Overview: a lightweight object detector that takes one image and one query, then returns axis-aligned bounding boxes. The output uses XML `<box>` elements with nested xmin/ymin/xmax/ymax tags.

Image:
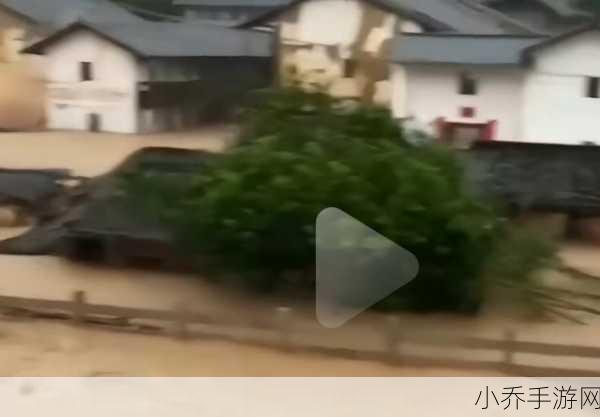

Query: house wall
<box><xmin>399</xmin><ymin>64</ymin><xmax>525</xmax><ymax>141</ymax></box>
<box><xmin>44</xmin><ymin>30</ymin><xmax>143</xmax><ymax>133</ymax></box>
<box><xmin>523</xmin><ymin>31</ymin><xmax>600</xmax><ymax>145</ymax></box>
<box><xmin>269</xmin><ymin>0</ymin><xmax>422</xmax><ymax>104</ymax></box>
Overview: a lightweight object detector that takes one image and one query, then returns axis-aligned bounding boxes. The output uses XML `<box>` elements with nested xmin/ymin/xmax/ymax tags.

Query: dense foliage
<box><xmin>132</xmin><ymin>89</ymin><xmax>538</xmax><ymax>313</ymax></box>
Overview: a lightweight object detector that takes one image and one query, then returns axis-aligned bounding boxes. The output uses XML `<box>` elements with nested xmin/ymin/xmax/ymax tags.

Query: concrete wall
<box><xmin>44</xmin><ymin>30</ymin><xmax>142</xmax><ymax>133</ymax></box>
<box><xmin>399</xmin><ymin>64</ymin><xmax>525</xmax><ymax>141</ymax></box>
<box><xmin>523</xmin><ymin>31</ymin><xmax>600</xmax><ymax>145</ymax></box>
<box><xmin>270</xmin><ymin>0</ymin><xmax>422</xmax><ymax>104</ymax></box>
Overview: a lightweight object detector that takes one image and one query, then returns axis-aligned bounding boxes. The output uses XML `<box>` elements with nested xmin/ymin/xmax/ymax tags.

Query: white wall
<box><xmin>398</xmin><ymin>64</ymin><xmax>525</xmax><ymax>141</ymax></box>
<box><xmin>44</xmin><ymin>30</ymin><xmax>143</xmax><ymax>133</ymax></box>
<box><xmin>523</xmin><ymin>31</ymin><xmax>600</xmax><ymax>144</ymax></box>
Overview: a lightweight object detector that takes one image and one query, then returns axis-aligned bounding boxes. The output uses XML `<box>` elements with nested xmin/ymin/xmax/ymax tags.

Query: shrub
<box><xmin>146</xmin><ymin>89</ymin><xmax>511</xmax><ymax>313</ymax></box>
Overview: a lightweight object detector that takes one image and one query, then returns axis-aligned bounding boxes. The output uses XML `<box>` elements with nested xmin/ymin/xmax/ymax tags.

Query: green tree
<box><xmin>127</xmin><ymin>88</ymin><xmax>557</xmax><ymax>314</ymax></box>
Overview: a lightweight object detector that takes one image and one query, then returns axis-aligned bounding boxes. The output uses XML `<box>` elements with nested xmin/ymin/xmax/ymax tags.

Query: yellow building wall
<box><xmin>272</xmin><ymin>0</ymin><xmax>422</xmax><ymax>105</ymax></box>
<box><xmin>0</xmin><ymin>10</ymin><xmax>45</xmax><ymax>129</ymax></box>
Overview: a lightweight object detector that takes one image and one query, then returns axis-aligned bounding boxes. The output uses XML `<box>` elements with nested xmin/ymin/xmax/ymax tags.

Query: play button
<box><xmin>315</xmin><ymin>207</ymin><xmax>419</xmax><ymax>328</ymax></box>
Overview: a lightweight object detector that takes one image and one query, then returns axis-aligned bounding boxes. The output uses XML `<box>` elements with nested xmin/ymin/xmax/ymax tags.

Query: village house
<box><xmin>390</xmin><ymin>25</ymin><xmax>600</xmax><ymax>146</ymax></box>
<box><xmin>240</xmin><ymin>0</ymin><xmax>532</xmax><ymax>107</ymax></box>
<box><xmin>23</xmin><ymin>20</ymin><xmax>273</xmax><ymax>134</ymax></box>
<box><xmin>0</xmin><ymin>0</ymin><xmax>141</xmax><ymax>130</ymax></box>
<box><xmin>0</xmin><ymin>0</ymin><xmax>141</xmax><ymax>61</ymax></box>
<box><xmin>174</xmin><ymin>0</ymin><xmax>291</xmax><ymax>23</ymax></box>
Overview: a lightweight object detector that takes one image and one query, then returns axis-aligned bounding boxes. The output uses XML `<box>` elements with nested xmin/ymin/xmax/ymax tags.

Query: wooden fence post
<box><xmin>173</xmin><ymin>303</ymin><xmax>190</xmax><ymax>340</ymax></box>
<box><xmin>384</xmin><ymin>315</ymin><xmax>401</xmax><ymax>361</ymax></box>
<box><xmin>71</xmin><ymin>290</ymin><xmax>87</xmax><ymax>324</ymax></box>
<box><xmin>275</xmin><ymin>306</ymin><xmax>293</xmax><ymax>348</ymax></box>
<box><xmin>503</xmin><ymin>329</ymin><xmax>516</xmax><ymax>370</ymax></box>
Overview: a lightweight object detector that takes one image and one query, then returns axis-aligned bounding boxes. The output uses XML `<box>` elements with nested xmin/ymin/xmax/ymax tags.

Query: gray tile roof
<box><xmin>240</xmin><ymin>0</ymin><xmax>532</xmax><ymax>34</ymax></box>
<box><xmin>0</xmin><ymin>171</ymin><xmax>64</xmax><ymax>205</ymax></box>
<box><xmin>25</xmin><ymin>20</ymin><xmax>274</xmax><ymax>57</ymax></box>
<box><xmin>384</xmin><ymin>0</ymin><xmax>533</xmax><ymax>34</ymax></box>
<box><xmin>481</xmin><ymin>0</ymin><xmax>592</xmax><ymax>18</ymax></box>
<box><xmin>0</xmin><ymin>0</ymin><xmax>141</xmax><ymax>28</ymax></box>
<box><xmin>174</xmin><ymin>0</ymin><xmax>290</xmax><ymax>5</ymax></box>
<box><xmin>391</xmin><ymin>33</ymin><xmax>544</xmax><ymax>65</ymax></box>
<box><xmin>536</xmin><ymin>0</ymin><xmax>591</xmax><ymax>17</ymax></box>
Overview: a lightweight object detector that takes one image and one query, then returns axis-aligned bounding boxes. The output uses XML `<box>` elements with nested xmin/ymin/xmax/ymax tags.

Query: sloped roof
<box><xmin>519</xmin><ymin>22</ymin><xmax>600</xmax><ymax>57</ymax></box>
<box><xmin>537</xmin><ymin>0</ymin><xmax>592</xmax><ymax>17</ymax></box>
<box><xmin>24</xmin><ymin>20</ymin><xmax>273</xmax><ymax>57</ymax></box>
<box><xmin>391</xmin><ymin>33</ymin><xmax>544</xmax><ymax>65</ymax></box>
<box><xmin>384</xmin><ymin>0</ymin><xmax>533</xmax><ymax>34</ymax></box>
<box><xmin>174</xmin><ymin>0</ymin><xmax>290</xmax><ymax>5</ymax></box>
<box><xmin>482</xmin><ymin>0</ymin><xmax>592</xmax><ymax>18</ymax></box>
<box><xmin>69</xmin><ymin>147</ymin><xmax>218</xmax><ymax>239</ymax></box>
<box><xmin>239</xmin><ymin>0</ymin><xmax>533</xmax><ymax>34</ymax></box>
<box><xmin>0</xmin><ymin>171</ymin><xmax>65</xmax><ymax>205</ymax></box>
<box><xmin>0</xmin><ymin>0</ymin><xmax>141</xmax><ymax>28</ymax></box>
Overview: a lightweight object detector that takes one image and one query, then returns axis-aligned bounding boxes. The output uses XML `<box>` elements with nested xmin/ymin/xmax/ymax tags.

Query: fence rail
<box><xmin>1</xmin><ymin>291</ymin><xmax>600</xmax><ymax>376</ymax></box>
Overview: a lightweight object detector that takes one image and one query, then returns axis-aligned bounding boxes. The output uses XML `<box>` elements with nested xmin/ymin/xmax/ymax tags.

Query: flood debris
<box><xmin>0</xmin><ymin>168</ymin><xmax>71</xmax><ymax>210</ymax></box>
<box><xmin>0</xmin><ymin>147</ymin><xmax>215</xmax><ymax>268</ymax></box>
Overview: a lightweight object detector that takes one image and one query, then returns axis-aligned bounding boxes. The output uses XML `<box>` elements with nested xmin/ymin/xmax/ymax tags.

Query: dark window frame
<box><xmin>343</xmin><ymin>59</ymin><xmax>357</xmax><ymax>78</ymax></box>
<box><xmin>459</xmin><ymin>72</ymin><xmax>477</xmax><ymax>96</ymax></box>
<box><xmin>80</xmin><ymin>61</ymin><xmax>93</xmax><ymax>82</ymax></box>
<box><xmin>586</xmin><ymin>76</ymin><xmax>600</xmax><ymax>98</ymax></box>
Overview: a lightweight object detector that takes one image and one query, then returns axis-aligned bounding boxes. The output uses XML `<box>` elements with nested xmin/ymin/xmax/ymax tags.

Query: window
<box><xmin>586</xmin><ymin>76</ymin><xmax>600</xmax><ymax>98</ymax></box>
<box><xmin>461</xmin><ymin>106</ymin><xmax>476</xmax><ymax>118</ymax></box>
<box><xmin>80</xmin><ymin>62</ymin><xmax>93</xmax><ymax>81</ymax></box>
<box><xmin>138</xmin><ymin>83</ymin><xmax>151</xmax><ymax>109</ymax></box>
<box><xmin>87</xmin><ymin>113</ymin><xmax>101</xmax><ymax>132</ymax></box>
<box><xmin>459</xmin><ymin>72</ymin><xmax>477</xmax><ymax>95</ymax></box>
<box><xmin>343</xmin><ymin>59</ymin><xmax>357</xmax><ymax>78</ymax></box>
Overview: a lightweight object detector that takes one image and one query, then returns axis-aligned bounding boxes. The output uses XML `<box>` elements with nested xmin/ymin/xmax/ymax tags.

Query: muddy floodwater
<box><xmin>0</xmin><ymin>245</ymin><xmax>598</xmax><ymax>376</ymax></box>
<box><xmin>0</xmin><ymin>129</ymin><xmax>233</xmax><ymax>177</ymax></box>
<box><xmin>0</xmin><ymin>130</ymin><xmax>600</xmax><ymax>375</ymax></box>
<box><xmin>0</xmin><ymin>319</ymin><xmax>503</xmax><ymax>376</ymax></box>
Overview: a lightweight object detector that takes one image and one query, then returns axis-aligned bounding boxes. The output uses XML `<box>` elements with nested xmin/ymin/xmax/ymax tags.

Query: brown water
<box><xmin>0</xmin><ymin>130</ymin><xmax>599</xmax><ymax>375</ymax></box>
<box><xmin>0</xmin><ymin>246</ymin><xmax>598</xmax><ymax>376</ymax></box>
<box><xmin>0</xmin><ymin>319</ymin><xmax>502</xmax><ymax>376</ymax></box>
<box><xmin>0</xmin><ymin>128</ymin><xmax>233</xmax><ymax>177</ymax></box>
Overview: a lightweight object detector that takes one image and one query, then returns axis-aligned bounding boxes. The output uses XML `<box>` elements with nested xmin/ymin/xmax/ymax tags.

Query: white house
<box><xmin>0</xmin><ymin>0</ymin><xmax>141</xmax><ymax>130</ymax></box>
<box><xmin>240</xmin><ymin>0</ymin><xmax>531</xmax><ymax>105</ymax></box>
<box><xmin>391</xmin><ymin>26</ymin><xmax>600</xmax><ymax>146</ymax></box>
<box><xmin>23</xmin><ymin>20</ymin><xmax>273</xmax><ymax>133</ymax></box>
